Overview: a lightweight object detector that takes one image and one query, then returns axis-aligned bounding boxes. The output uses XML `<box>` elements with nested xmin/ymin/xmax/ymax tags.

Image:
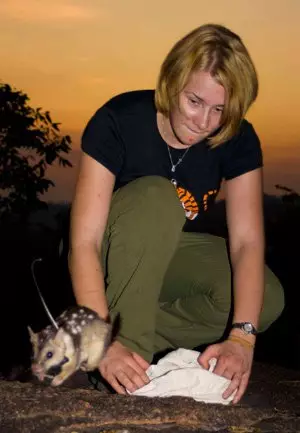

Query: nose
<box><xmin>32</xmin><ymin>363</ymin><xmax>43</xmax><ymax>374</ymax></box>
<box><xmin>31</xmin><ymin>363</ymin><xmax>45</xmax><ymax>381</ymax></box>
<box><xmin>197</xmin><ymin>107</ymin><xmax>210</xmax><ymax>130</ymax></box>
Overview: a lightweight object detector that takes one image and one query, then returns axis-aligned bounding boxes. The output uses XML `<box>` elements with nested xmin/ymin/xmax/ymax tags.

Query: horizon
<box><xmin>43</xmin><ymin>144</ymin><xmax>300</xmax><ymax>204</ymax></box>
<box><xmin>1</xmin><ymin>0</ymin><xmax>300</xmax><ymax>202</ymax></box>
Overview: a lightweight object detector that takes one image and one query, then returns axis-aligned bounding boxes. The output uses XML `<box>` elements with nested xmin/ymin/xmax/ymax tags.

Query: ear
<box><xmin>28</xmin><ymin>326</ymin><xmax>38</xmax><ymax>345</ymax></box>
<box><xmin>28</xmin><ymin>326</ymin><xmax>39</xmax><ymax>357</ymax></box>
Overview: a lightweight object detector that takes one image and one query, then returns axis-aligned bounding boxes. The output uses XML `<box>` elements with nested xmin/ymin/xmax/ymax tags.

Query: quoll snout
<box><xmin>31</xmin><ymin>363</ymin><xmax>46</xmax><ymax>381</ymax></box>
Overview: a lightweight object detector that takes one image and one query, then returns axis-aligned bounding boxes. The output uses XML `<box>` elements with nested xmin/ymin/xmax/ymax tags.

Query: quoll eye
<box><xmin>63</xmin><ymin>356</ymin><xmax>69</xmax><ymax>364</ymax></box>
<box><xmin>46</xmin><ymin>351</ymin><xmax>53</xmax><ymax>359</ymax></box>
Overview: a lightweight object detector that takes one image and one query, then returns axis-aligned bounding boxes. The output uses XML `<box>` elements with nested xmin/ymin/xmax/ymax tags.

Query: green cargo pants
<box><xmin>101</xmin><ymin>176</ymin><xmax>285</xmax><ymax>362</ymax></box>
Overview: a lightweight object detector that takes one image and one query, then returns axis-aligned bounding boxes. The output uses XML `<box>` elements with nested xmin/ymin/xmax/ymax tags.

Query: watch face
<box><xmin>243</xmin><ymin>323</ymin><xmax>253</xmax><ymax>333</ymax></box>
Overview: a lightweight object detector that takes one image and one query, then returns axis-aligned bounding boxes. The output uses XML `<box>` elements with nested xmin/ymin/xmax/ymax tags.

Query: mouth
<box><xmin>32</xmin><ymin>364</ymin><xmax>54</xmax><ymax>382</ymax></box>
<box><xmin>40</xmin><ymin>372</ymin><xmax>56</xmax><ymax>386</ymax></box>
<box><xmin>34</xmin><ymin>371</ymin><xmax>52</xmax><ymax>382</ymax></box>
<box><xmin>187</xmin><ymin>126</ymin><xmax>208</xmax><ymax>135</ymax></box>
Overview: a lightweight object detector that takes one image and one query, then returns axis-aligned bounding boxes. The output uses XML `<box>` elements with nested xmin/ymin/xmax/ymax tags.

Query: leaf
<box><xmin>45</xmin><ymin>111</ymin><xmax>52</xmax><ymax>124</ymax></box>
<box><xmin>65</xmin><ymin>134</ymin><xmax>72</xmax><ymax>144</ymax></box>
<box><xmin>59</xmin><ymin>158</ymin><xmax>72</xmax><ymax>168</ymax></box>
<box><xmin>52</xmin><ymin>122</ymin><xmax>60</xmax><ymax>132</ymax></box>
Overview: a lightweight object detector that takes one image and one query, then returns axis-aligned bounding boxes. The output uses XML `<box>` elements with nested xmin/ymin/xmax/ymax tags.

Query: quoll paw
<box><xmin>51</xmin><ymin>376</ymin><xmax>64</xmax><ymax>387</ymax></box>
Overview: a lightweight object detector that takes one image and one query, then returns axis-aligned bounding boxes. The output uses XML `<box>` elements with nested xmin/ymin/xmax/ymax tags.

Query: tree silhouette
<box><xmin>275</xmin><ymin>184</ymin><xmax>300</xmax><ymax>206</ymax></box>
<box><xmin>0</xmin><ymin>83</ymin><xmax>72</xmax><ymax>222</ymax></box>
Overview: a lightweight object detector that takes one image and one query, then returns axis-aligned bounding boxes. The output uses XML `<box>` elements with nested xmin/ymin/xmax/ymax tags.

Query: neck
<box><xmin>157</xmin><ymin>112</ymin><xmax>188</xmax><ymax>149</ymax></box>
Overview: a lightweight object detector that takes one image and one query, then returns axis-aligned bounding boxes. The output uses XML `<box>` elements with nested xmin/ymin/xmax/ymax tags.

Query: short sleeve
<box><xmin>221</xmin><ymin>121</ymin><xmax>263</xmax><ymax>181</ymax></box>
<box><xmin>81</xmin><ymin>105</ymin><xmax>125</xmax><ymax>175</ymax></box>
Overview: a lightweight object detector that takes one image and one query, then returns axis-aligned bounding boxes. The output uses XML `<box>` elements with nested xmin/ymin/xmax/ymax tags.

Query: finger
<box><xmin>99</xmin><ymin>364</ymin><xmax>127</xmax><ymax>395</ymax></box>
<box><xmin>220</xmin><ymin>368</ymin><xmax>235</xmax><ymax>381</ymax></box>
<box><xmin>107</xmin><ymin>375</ymin><xmax>127</xmax><ymax>395</ymax></box>
<box><xmin>116</xmin><ymin>369</ymin><xmax>143</xmax><ymax>393</ymax></box>
<box><xmin>222</xmin><ymin>374</ymin><xmax>242</xmax><ymax>400</ymax></box>
<box><xmin>212</xmin><ymin>358</ymin><xmax>229</xmax><ymax>377</ymax></box>
<box><xmin>198</xmin><ymin>346</ymin><xmax>219</xmax><ymax>369</ymax></box>
<box><xmin>233</xmin><ymin>373</ymin><xmax>250</xmax><ymax>404</ymax></box>
<box><xmin>132</xmin><ymin>352</ymin><xmax>150</xmax><ymax>370</ymax></box>
<box><xmin>213</xmin><ymin>355</ymin><xmax>243</xmax><ymax>377</ymax></box>
<box><xmin>126</xmin><ymin>356</ymin><xmax>150</xmax><ymax>385</ymax></box>
<box><xmin>124</xmin><ymin>367</ymin><xmax>149</xmax><ymax>389</ymax></box>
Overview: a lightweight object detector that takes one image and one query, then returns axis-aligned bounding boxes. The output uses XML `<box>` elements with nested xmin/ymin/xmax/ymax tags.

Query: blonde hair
<box><xmin>155</xmin><ymin>24</ymin><xmax>258</xmax><ymax>146</ymax></box>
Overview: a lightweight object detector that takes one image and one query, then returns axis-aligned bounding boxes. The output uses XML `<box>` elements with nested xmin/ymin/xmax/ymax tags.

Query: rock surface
<box><xmin>0</xmin><ymin>362</ymin><xmax>300</xmax><ymax>433</ymax></box>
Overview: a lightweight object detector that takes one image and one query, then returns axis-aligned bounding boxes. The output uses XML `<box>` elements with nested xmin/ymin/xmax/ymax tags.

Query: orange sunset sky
<box><xmin>1</xmin><ymin>0</ymin><xmax>299</xmax><ymax>202</ymax></box>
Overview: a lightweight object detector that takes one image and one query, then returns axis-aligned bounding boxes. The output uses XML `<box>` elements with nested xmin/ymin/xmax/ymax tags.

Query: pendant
<box><xmin>171</xmin><ymin>165</ymin><xmax>176</xmax><ymax>172</ymax></box>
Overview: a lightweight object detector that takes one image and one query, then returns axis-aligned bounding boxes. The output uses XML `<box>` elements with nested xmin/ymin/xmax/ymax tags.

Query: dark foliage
<box><xmin>0</xmin><ymin>82</ymin><xmax>72</xmax><ymax>222</ymax></box>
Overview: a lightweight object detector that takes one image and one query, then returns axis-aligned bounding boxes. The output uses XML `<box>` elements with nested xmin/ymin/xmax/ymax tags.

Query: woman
<box><xmin>69</xmin><ymin>24</ymin><xmax>284</xmax><ymax>403</ymax></box>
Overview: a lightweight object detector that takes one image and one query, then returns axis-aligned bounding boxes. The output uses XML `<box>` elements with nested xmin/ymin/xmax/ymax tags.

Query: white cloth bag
<box><xmin>130</xmin><ymin>348</ymin><xmax>236</xmax><ymax>405</ymax></box>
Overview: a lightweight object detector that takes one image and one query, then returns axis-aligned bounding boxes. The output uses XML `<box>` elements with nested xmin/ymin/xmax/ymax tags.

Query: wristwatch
<box><xmin>231</xmin><ymin>322</ymin><xmax>258</xmax><ymax>335</ymax></box>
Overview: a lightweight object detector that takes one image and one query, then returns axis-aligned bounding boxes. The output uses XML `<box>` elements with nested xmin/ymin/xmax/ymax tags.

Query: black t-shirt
<box><xmin>81</xmin><ymin>90</ymin><xmax>263</xmax><ymax>232</ymax></box>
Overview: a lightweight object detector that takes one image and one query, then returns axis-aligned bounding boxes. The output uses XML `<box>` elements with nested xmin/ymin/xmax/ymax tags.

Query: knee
<box><xmin>214</xmin><ymin>294</ymin><xmax>232</xmax><ymax>323</ymax></box>
<box><xmin>259</xmin><ymin>269</ymin><xmax>285</xmax><ymax>332</ymax></box>
<box><xmin>117</xmin><ymin>176</ymin><xmax>185</xmax><ymax>227</ymax></box>
<box><xmin>206</xmin><ymin>277</ymin><xmax>232</xmax><ymax>326</ymax></box>
<box><xmin>132</xmin><ymin>176</ymin><xmax>179</xmax><ymax>205</ymax></box>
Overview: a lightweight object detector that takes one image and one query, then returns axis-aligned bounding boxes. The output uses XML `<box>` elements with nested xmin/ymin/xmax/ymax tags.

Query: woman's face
<box><xmin>169</xmin><ymin>70</ymin><xmax>225</xmax><ymax>146</ymax></box>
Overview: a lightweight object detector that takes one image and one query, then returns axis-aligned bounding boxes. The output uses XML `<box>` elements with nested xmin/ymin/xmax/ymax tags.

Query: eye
<box><xmin>46</xmin><ymin>351</ymin><xmax>53</xmax><ymax>359</ymax></box>
<box><xmin>189</xmin><ymin>98</ymin><xmax>198</xmax><ymax>105</ymax></box>
<box><xmin>214</xmin><ymin>107</ymin><xmax>223</xmax><ymax>113</ymax></box>
<box><xmin>62</xmin><ymin>356</ymin><xmax>69</xmax><ymax>364</ymax></box>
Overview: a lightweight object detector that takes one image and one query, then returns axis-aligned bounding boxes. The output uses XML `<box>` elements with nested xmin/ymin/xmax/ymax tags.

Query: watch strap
<box><xmin>231</xmin><ymin>322</ymin><xmax>258</xmax><ymax>335</ymax></box>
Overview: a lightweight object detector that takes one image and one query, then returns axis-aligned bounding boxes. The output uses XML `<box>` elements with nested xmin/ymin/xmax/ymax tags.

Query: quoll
<box><xmin>28</xmin><ymin>306</ymin><xmax>113</xmax><ymax>386</ymax></box>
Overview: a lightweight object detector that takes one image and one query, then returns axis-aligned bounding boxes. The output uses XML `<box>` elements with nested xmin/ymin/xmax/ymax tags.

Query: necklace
<box><xmin>166</xmin><ymin>144</ymin><xmax>190</xmax><ymax>173</ymax></box>
<box><xmin>161</xmin><ymin>116</ymin><xmax>190</xmax><ymax>173</ymax></box>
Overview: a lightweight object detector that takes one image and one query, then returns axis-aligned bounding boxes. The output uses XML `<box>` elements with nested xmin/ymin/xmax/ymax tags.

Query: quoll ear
<box><xmin>28</xmin><ymin>326</ymin><xmax>39</xmax><ymax>357</ymax></box>
<box><xmin>28</xmin><ymin>326</ymin><xmax>38</xmax><ymax>345</ymax></box>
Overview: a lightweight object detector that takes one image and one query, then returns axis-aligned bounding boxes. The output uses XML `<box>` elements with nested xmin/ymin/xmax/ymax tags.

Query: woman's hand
<box><xmin>198</xmin><ymin>339</ymin><xmax>254</xmax><ymax>404</ymax></box>
<box><xmin>99</xmin><ymin>340</ymin><xmax>150</xmax><ymax>394</ymax></box>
